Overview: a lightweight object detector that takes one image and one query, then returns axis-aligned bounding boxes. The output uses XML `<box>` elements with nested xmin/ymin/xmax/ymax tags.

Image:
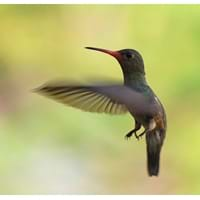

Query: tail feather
<box><xmin>146</xmin><ymin>130</ymin><xmax>165</xmax><ymax>176</ymax></box>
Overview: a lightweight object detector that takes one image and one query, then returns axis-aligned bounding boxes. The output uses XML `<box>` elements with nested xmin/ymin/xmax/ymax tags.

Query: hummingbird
<box><xmin>35</xmin><ymin>47</ymin><xmax>167</xmax><ymax>176</ymax></box>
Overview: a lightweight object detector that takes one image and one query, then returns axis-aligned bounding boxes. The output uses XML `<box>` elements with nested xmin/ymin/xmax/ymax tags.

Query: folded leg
<box><xmin>125</xmin><ymin>120</ymin><xmax>142</xmax><ymax>140</ymax></box>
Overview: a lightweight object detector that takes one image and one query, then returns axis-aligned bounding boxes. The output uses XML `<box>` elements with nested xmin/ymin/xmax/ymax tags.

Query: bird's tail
<box><xmin>145</xmin><ymin>129</ymin><xmax>165</xmax><ymax>176</ymax></box>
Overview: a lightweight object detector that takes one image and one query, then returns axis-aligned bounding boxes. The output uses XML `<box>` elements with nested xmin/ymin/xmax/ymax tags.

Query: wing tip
<box><xmin>32</xmin><ymin>84</ymin><xmax>48</xmax><ymax>94</ymax></box>
<box><xmin>32</xmin><ymin>87</ymin><xmax>40</xmax><ymax>93</ymax></box>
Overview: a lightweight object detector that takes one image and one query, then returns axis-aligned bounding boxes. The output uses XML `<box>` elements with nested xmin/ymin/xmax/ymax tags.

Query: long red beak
<box><xmin>85</xmin><ymin>47</ymin><xmax>121</xmax><ymax>60</ymax></box>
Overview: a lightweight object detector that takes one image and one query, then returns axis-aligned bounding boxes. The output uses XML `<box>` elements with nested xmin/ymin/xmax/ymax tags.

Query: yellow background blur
<box><xmin>0</xmin><ymin>5</ymin><xmax>200</xmax><ymax>194</ymax></box>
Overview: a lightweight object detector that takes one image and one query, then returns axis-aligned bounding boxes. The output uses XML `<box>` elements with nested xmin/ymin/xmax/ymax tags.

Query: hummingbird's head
<box><xmin>85</xmin><ymin>47</ymin><xmax>145</xmax><ymax>75</ymax></box>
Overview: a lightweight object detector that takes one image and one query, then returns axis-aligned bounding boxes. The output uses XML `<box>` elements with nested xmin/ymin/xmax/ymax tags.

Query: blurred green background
<box><xmin>0</xmin><ymin>4</ymin><xmax>200</xmax><ymax>194</ymax></box>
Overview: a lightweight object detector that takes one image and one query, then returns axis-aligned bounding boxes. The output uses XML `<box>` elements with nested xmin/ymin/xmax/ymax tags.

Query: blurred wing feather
<box><xmin>35</xmin><ymin>84</ymin><xmax>128</xmax><ymax>114</ymax></box>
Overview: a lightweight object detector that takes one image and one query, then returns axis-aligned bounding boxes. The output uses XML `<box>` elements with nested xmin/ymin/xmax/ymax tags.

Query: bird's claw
<box><xmin>124</xmin><ymin>134</ymin><xmax>132</xmax><ymax>140</ymax></box>
<box><xmin>124</xmin><ymin>128</ymin><xmax>146</xmax><ymax>141</ymax></box>
<box><xmin>125</xmin><ymin>131</ymin><xmax>140</xmax><ymax>141</ymax></box>
<box><xmin>134</xmin><ymin>133</ymin><xmax>140</xmax><ymax>140</ymax></box>
<box><xmin>137</xmin><ymin>132</ymin><xmax>146</xmax><ymax>140</ymax></box>
<box><xmin>124</xmin><ymin>132</ymin><xmax>145</xmax><ymax>141</ymax></box>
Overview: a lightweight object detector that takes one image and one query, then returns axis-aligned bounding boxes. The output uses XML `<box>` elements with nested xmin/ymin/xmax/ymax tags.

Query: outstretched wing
<box><xmin>35</xmin><ymin>83</ymin><xmax>128</xmax><ymax>114</ymax></box>
<box><xmin>35</xmin><ymin>82</ymin><xmax>156</xmax><ymax>115</ymax></box>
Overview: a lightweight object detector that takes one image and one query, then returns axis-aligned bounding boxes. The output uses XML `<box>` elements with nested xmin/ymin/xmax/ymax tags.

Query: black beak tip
<box><xmin>85</xmin><ymin>47</ymin><xmax>94</xmax><ymax>50</ymax></box>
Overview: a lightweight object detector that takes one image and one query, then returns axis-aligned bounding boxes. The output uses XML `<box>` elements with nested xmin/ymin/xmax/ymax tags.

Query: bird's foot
<box><xmin>125</xmin><ymin>131</ymin><xmax>139</xmax><ymax>141</ymax></box>
<box><xmin>124</xmin><ymin>132</ymin><xmax>133</xmax><ymax>140</ymax></box>
<box><xmin>134</xmin><ymin>132</ymin><xmax>140</xmax><ymax>140</ymax></box>
<box><xmin>137</xmin><ymin>131</ymin><xmax>146</xmax><ymax>139</ymax></box>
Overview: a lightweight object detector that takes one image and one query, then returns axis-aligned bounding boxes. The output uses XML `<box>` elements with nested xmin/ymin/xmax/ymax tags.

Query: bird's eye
<box><xmin>126</xmin><ymin>52</ymin><xmax>134</xmax><ymax>59</ymax></box>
